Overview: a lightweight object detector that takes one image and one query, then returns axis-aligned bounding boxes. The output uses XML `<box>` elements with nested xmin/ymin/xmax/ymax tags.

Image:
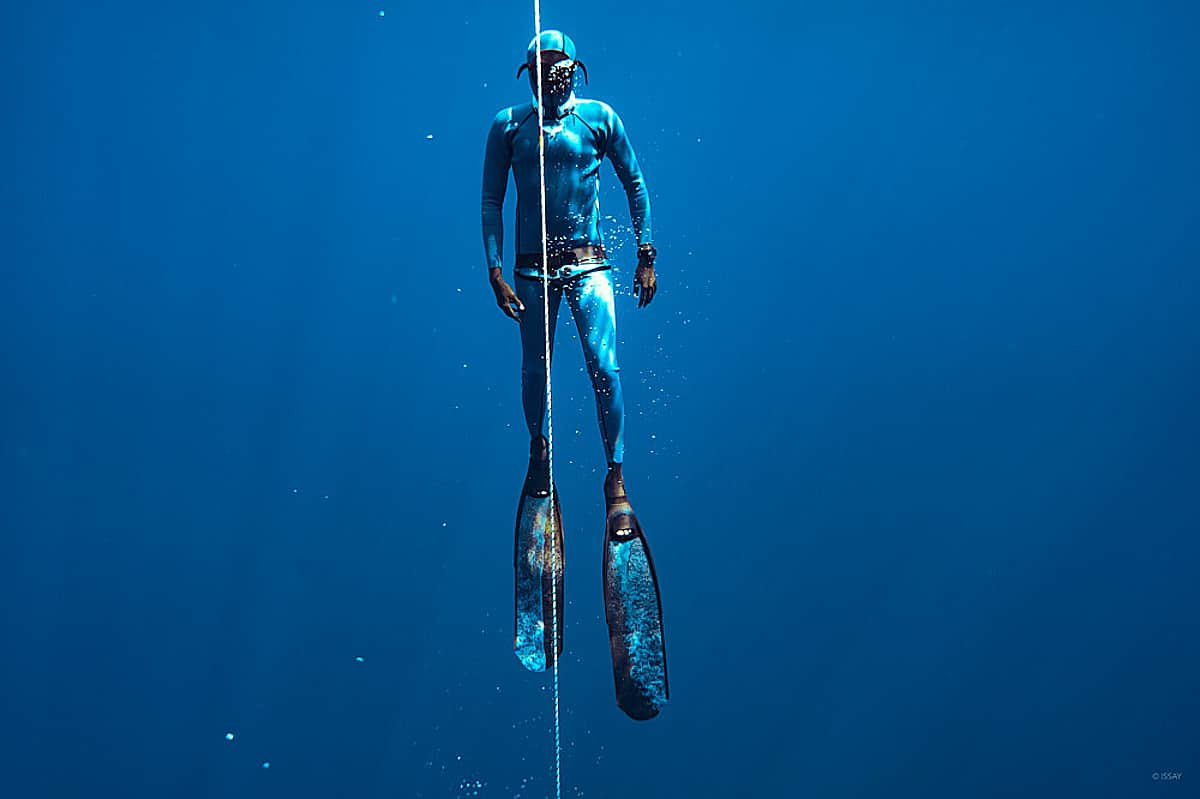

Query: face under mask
<box><xmin>516</xmin><ymin>46</ymin><xmax>589</xmax><ymax>106</ymax></box>
<box><xmin>534</xmin><ymin>58</ymin><xmax>576</xmax><ymax>101</ymax></box>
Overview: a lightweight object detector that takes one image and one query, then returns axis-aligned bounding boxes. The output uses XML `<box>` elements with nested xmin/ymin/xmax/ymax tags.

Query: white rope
<box><xmin>531</xmin><ymin>9</ymin><xmax>563</xmax><ymax>799</ymax></box>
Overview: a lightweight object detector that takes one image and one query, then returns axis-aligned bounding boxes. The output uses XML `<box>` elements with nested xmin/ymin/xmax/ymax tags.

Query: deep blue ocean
<box><xmin>4</xmin><ymin>1</ymin><xmax>1198</xmax><ymax>796</ymax></box>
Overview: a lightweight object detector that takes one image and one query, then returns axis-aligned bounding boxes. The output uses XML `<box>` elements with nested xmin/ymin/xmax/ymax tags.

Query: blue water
<box><xmin>4</xmin><ymin>1</ymin><xmax>1198</xmax><ymax>796</ymax></box>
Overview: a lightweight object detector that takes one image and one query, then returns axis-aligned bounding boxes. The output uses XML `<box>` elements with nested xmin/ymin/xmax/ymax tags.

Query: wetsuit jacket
<box><xmin>481</xmin><ymin>94</ymin><xmax>652</xmax><ymax>270</ymax></box>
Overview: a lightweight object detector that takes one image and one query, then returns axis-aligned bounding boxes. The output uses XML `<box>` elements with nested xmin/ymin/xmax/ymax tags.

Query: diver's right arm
<box><xmin>482</xmin><ymin>110</ymin><xmax>524</xmax><ymax>322</ymax></box>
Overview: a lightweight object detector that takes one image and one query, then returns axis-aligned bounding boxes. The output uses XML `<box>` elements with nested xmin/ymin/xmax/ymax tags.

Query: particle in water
<box><xmin>378</xmin><ymin>10</ymin><xmax>385</xmax><ymax>16</ymax></box>
<box><xmin>225</xmin><ymin>732</ymin><xmax>235</xmax><ymax>741</ymax></box>
<box><xmin>355</xmin><ymin>656</ymin><xmax>364</xmax><ymax>662</ymax></box>
<box><xmin>426</xmin><ymin>134</ymin><xmax>434</xmax><ymax>140</ymax></box>
<box><xmin>261</xmin><ymin>761</ymin><xmax>270</xmax><ymax>769</ymax></box>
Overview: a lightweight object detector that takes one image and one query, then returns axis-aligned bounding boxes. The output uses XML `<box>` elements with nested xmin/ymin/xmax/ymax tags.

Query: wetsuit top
<box><xmin>481</xmin><ymin>92</ymin><xmax>652</xmax><ymax>271</ymax></box>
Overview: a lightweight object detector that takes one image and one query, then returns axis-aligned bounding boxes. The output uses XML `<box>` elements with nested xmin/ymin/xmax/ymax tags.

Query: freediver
<box><xmin>481</xmin><ymin>29</ymin><xmax>656</xmax><ymax>539</ymax></box>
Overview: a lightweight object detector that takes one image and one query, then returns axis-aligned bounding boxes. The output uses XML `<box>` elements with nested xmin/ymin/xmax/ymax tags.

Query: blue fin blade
<box><xmin>514</xmin><ymin>487</ymin><xmax>565</xmax><ymax>671</ymax></box>
<box><xmin>603</xmin><ymin>520</ymin><xmax>668</xmax><ymax>719</ymax></box>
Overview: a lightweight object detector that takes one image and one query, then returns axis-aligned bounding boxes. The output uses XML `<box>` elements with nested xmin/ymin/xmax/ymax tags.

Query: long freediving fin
<box><xmin>602</xmin><ymin>502</ymin><xmax>669</xmax><ymax>719</ymax></box>
<box><xmin>513</xmin><ymin>483</ymin><xmax>565</xmax><ymax>672</ymax></box>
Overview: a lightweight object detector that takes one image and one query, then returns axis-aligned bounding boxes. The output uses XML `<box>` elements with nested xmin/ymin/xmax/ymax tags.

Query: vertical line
<box><xmin>531</xmin><ymin>9</ymin><xmax>563</xmax><ymax>799</ymax></box>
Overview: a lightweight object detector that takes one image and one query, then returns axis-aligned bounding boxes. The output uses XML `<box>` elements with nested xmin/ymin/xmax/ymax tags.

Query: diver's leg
<box><xmin>516</xmin><ymin>275</ymin><xmax>563</xmax><ymax>495</ymax></box>
<box><xmin>565</xmin><ymin>270</ymin><xmax>627</xmax><ymax>497</ymax></box>
<box><xmin>566</xmin><ymin>275</ymin><xmax>666</xmax><ymax>719</ymax></box>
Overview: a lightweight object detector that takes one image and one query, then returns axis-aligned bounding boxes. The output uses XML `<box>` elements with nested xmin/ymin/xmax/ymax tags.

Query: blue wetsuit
<box><xmin>482</xmin><ymin>91</ymin><xmax>653</xmax><ymax>465</ymax></box>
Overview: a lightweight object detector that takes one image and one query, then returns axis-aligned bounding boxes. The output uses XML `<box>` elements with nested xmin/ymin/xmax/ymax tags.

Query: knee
<box><xmin>589</xmin><ymin>357</ymin><xmax>620</xmax><ymax>390</ymax></box>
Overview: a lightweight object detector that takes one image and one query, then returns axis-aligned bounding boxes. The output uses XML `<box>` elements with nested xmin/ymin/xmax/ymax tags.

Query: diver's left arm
<box><xmin>605</xmin><ymin>106</ymin><xmax>658</xmax><ymax>307</ymax></box>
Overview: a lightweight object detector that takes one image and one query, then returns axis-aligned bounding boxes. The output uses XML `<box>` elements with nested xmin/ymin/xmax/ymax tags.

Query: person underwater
<box><xmin>481</xmin><ymin>29</ymin><xmax>657</xmax><ymax>540</ymax></box>
<box><xmin>481</xmin><ymin>30</ymin><xmax>669</xmax><ymax>718</ymax></box>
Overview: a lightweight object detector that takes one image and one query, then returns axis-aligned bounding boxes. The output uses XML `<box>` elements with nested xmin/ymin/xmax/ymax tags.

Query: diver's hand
<box><xmin>634</xmin><ymin>243</ymin><xmax>658</xmax><ymax>308</ymax></box>
<box><xmin>634</xmin><ymin>264</ymin><xmax>656</xmax><ymax>307</ymax></box>
<box><xmin>490</xmin><ymin>268</ymin><xmax>524</xmax><ymax>322</ymax></box>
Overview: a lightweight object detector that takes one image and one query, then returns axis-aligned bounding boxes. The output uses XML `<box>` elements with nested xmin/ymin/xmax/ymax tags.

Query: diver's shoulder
<box><xmin>572</xmin><ymin>97</ymin><xmax>618</xmax><ymax>123</ymax></box>
<box><xmin>490</xmin><ymin>103</ymin><xmax>536</xmax><ymax>127</ymax></box>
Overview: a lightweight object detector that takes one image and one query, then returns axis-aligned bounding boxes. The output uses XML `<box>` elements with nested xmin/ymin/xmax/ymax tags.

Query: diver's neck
<box><xmin>534</xmin><ymin>91</ymin><xmax>575</xmax><ymax>120</ymax></box>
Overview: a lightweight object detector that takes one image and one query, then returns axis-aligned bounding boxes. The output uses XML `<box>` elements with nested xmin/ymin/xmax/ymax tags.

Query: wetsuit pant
<box><xmin>515</xmin><ymin>268</ymin><xmax>624</xmax><ymax>465</ymax></box>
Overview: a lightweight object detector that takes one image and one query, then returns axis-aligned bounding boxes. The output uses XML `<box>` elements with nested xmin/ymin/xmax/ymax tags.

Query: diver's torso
<box><xmin>505</xmin><ymin>98</ymin><xmax>608</xmax><ymax>254</ymax></box>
